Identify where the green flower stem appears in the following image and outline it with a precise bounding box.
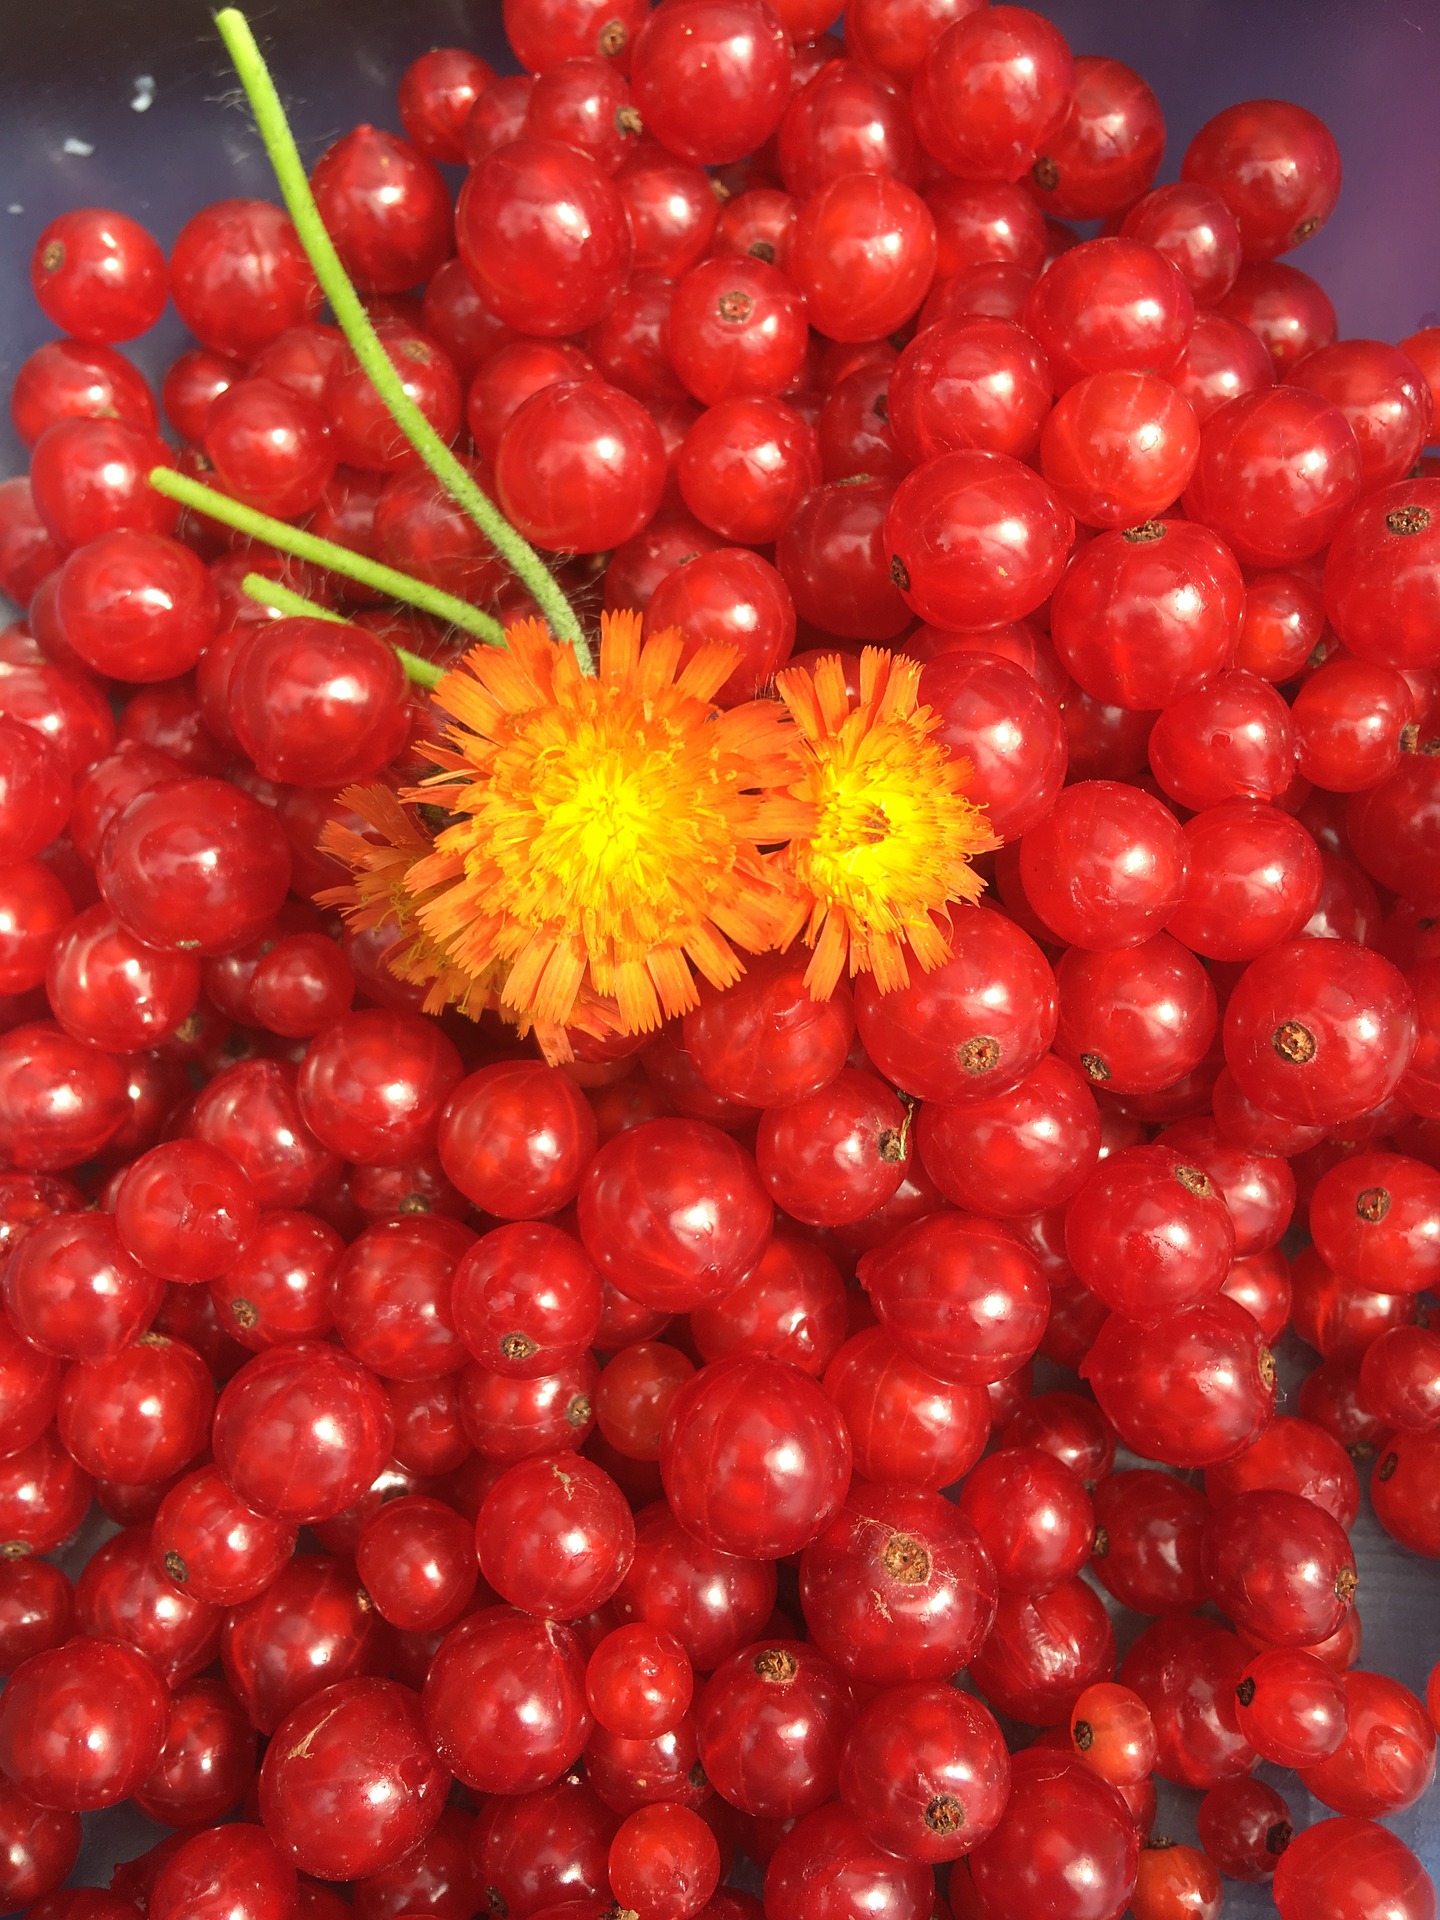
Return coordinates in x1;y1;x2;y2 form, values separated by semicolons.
150;465;504;647
240;573;446;688
212;7;593;674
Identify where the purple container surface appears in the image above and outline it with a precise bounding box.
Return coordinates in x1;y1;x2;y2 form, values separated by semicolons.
1;0;1438;1913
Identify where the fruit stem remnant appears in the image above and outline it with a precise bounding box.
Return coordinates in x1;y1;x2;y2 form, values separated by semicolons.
240;573;445;688
149;464;500;651
211;7;593;673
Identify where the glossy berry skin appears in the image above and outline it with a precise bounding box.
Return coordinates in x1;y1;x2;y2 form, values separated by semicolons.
1120;1614;1255;1789
967;1575;1117;1726
609;1802;720;1920
300;1010;463;1167
56;530;218;683
44;906;196;1054
4;1208;162;1363
0;1428;92;1554
1294;338;1432;490
115;1140;258;1284
799;1483;998;1686
790;173;937;344
422;1606;590;1794
1051;519;1244;710
1235;1646;1347;1767
440;1061;596;1219
1021;781;1188;950
1273;1816;1436;1920
617;149;718;279
0;1773;79;1908
1150;669;1297;809
148;1824;296;1920
1167;800;1323;962
822;1327;990;1490
858;1211;1050;1386
1349;753;1440;911
1293;656;1414;794
646;547;796;705
467;1781;613;1920
1219;260;1337;376
57;1335;213;1484
331;1213;472;1381
969;1749;1138;1920
72;1522;221;1686
1300;1670;1437;1818
912;6;1074;184
1182;100;1342;261
611;1503;775;1673
886;449;1074;631
776;473;911;640
0;717;70;867
757;1068;908;1227
32;208;167;342
1083;1297;1276;1468
1361;1326;1440;1431
212;1342;394;1524
218;1553;383;1733
696;1639;853;1820
1197;1775;1295;1883
98;777;291;957
311;125;451;294
1202;1489;1356;1648
29;416;178;547
459;1349;598;1464
478;1453;634;1619
955;1445;1095;1595
1325;478;1440;672
889;317;1053;464
689;1233;845;1381
1069;1680;1157;1786
668;256;808;405
629;0;791;167
452;1222;602;1379
457;138;632;336
1121;181;1243;305
170;200;321;357
1222;937;1416;1127
1029;54;1163;220
855;911;1057;1106
586;1623;693;1739
229;617;408;786
496;378;666;553
260;1676;448;1881
579;1118;771;1312
1309;1151;1440;1296
683;953;853;1109
0;1637;166;1811
153;1464;297;1606
680;396;821;548
839;1682;1009;1864
1041;371;1199;529
1183;386;1361;568
764;1799;933;1920
0;1551;71;1674
917;1054;1100;1218
660;1355;850;1561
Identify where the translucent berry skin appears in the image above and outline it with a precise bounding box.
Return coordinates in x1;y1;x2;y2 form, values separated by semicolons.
764;1800;934;1920
228;617;408;786
1371;1427;1440;1557
1151;668;1298;809
858;1209;1049;1388
1273;1815;1435;1920
777;474;911;640
1202;1488;1356;1648
629;0;791;167
1120;1613;1255;1789
170;200;322;357
452;1222;602;1379
1323;478;1440;671
954;1445;1095;1595
97;777;291;957
440;1062;596;1219
1029;54;1164;221
646;546;796;705
55;531;218;683
1294;338;1432;491
1121;181;1243;307
1083;1298;1276;1469
212;1342;395;1525
57;1335;213;1484
1021;780;1188;951
114;1140;258;1285
790;173;938;344
890;317;1053;465
478;1452;634;1619
422;1606;590;1794
153;1464;297;1606
799;1483;998;1686
1181;100;1342;262
912;6;1074;184
259;1676;448;1882
1219;260;1337;376
1050;519;1244;711
1041;371;1200;530
668;256;808;405
839;1681;1010;1864
967;1576;1117;1726
608;1801;720;1920
0;1772;80;1906
822;1327;990;1491
29;416;179;548
611;1503;776;1673
969;1748;1137;1920
310;124;451;295
1167;800;1323;963
683;953;853;1109
1235;1646;1347;1767
0;1637;166;1811
1182;386;1361;569
855;911;1057;1106
1292;656;1413;794
695;1639;854;1819
586;1622;692;1740
680;395;822;547
756;1067;908;1227
0;717;70;866
300;1010;463;1168
1361;1326;1440;1431
917;1054;1100;1218
32;207;167;342
148;1824;297;1920
1309;1151;1440;1296
1197;1775;1295;1883
660;1354;851;1560
457;138;632;336
331;1213;472;1381
1222;937;1416;1127
497;377;667;552
458;1350;598;1465
578;1118;772;1312
4;1208;162;1363
885;449;1075;631
779;56;918;199
1349;753;1440;911
1300;1670;1437;1818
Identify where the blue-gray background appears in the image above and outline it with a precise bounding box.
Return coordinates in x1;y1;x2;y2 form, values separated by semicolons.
0;0;1438;1909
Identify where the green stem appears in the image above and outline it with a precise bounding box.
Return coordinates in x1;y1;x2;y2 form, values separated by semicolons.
241;574;445;688
151;465;504;646
212;7;593;674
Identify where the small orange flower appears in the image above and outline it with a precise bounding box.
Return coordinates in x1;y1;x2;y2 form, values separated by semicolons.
775;648;1001;998
404;610;805;1038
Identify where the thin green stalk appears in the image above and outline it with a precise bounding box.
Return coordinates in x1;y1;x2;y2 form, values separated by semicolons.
211;7;593;674
151;466;504;647
241;574;445;688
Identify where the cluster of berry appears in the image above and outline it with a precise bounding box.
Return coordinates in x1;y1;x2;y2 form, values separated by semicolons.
0;1;1437;1918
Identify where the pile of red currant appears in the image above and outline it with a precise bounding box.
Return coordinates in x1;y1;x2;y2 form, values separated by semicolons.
0;0;1438;1916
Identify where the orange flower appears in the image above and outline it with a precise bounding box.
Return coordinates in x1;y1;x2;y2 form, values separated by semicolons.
404;611;805;1038
775;648;1001;998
